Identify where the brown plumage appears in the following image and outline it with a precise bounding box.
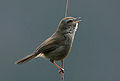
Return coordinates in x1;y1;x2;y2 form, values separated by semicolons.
15;17;81;72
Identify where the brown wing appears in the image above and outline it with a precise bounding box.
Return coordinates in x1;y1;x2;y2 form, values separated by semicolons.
34;35;65;54
15;38;60;64
15;35;65;64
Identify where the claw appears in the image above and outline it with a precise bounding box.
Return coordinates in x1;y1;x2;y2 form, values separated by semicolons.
59;68;64;74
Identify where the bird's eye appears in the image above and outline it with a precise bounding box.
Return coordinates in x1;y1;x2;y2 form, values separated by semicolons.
67;19;73;23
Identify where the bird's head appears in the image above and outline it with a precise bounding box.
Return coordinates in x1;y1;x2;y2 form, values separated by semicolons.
57;17;81;34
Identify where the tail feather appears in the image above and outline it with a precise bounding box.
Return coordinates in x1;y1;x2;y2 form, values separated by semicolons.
15;53;37;64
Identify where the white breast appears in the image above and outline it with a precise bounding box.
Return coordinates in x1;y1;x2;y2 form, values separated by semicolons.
75;23;78;32
67;23;79;37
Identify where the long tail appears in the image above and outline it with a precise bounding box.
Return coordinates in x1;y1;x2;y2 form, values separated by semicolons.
15;53;38;64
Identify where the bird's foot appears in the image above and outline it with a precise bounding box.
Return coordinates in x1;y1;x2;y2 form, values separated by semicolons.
59;68;64;74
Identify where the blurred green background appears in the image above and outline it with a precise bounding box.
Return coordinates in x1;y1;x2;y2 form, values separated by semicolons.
0;0;120;81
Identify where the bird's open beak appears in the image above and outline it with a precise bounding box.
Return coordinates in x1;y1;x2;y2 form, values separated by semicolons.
74;17;82;24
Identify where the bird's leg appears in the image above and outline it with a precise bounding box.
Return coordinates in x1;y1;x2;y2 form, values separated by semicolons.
59;60;64;74
50;59;64;73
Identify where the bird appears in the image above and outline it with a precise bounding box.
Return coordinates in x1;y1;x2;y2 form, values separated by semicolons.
15;17;81;73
